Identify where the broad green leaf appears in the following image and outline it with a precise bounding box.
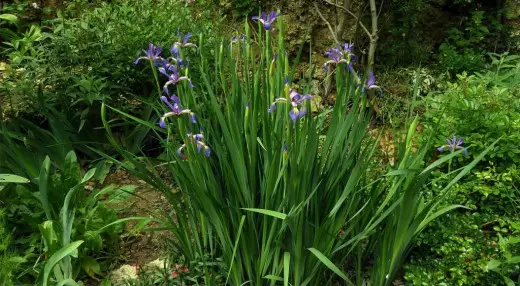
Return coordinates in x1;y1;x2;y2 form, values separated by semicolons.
0;174;29;183
284;252;290;286
39;240;84;286
8;256;26;263
384;169;421;176
502;276;515;286
81;168;97;184
81;256;103;278
56;278;82;286
506;256;520;264
63;151;82;187
264;275;284;281
0;14;18;24
485;259;501;271
39;221;58;253
38;157;52;220
242;208;287;220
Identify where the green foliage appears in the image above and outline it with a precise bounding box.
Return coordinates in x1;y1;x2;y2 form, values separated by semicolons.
121;254;225;286
214;0;259;18
484;234;520;285
0;151;127;284
405;213;510;285
0;208;16;286
438;42;486;75
101;16;493;285
379;0;432;66
437;10;505;74
41;0;221;103
2;0;223;157
406;53;520;285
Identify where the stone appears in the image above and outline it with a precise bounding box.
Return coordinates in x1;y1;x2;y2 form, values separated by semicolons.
110;265;138;283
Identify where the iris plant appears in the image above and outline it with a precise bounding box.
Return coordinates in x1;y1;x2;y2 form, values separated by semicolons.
106;12;501;286
159;95;196;128
252;11;281;31
438;136;468;155
134;43;163;65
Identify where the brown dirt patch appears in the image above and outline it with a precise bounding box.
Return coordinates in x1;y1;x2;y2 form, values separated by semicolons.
103;168;173;265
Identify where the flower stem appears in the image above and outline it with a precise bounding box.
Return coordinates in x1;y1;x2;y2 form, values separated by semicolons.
150;60;162;97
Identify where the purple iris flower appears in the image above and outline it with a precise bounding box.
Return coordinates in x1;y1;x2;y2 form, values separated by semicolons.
159;62;194;93
438;136;468;155
268;89;313;123
173;28;198;51
252;11;281;31
134;43;163;65
323;42;355;71
159;95;196;128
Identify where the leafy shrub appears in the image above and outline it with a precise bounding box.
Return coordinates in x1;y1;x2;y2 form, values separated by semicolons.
0;208;15;286
438;42;486;75
0;151;130;284
2;0;224;157
405;53;520;285
436;10;508;75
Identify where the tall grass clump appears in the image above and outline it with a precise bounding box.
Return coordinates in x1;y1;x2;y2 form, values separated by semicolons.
100;12;498;285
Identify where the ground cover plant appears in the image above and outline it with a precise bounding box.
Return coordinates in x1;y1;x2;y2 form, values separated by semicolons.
404;53;520;285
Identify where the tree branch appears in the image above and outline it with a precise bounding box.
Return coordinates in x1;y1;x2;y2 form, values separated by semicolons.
321;0;372;39
313;2;340;45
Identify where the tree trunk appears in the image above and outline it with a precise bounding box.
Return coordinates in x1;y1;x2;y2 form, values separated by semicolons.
367;0;378;72
335;0;352;41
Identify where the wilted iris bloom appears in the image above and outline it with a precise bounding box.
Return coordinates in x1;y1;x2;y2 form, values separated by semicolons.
268;89;313;122
366;72;376;88
343;42;354;52
438;136;468;155
160;62;194;92
159;95;196;128
323;43;355;71
231;34;246;43
173;28;198;51
361;72;382;95
177;130;211;158
252;11;281;31
168;45;184;67
134;43;163;65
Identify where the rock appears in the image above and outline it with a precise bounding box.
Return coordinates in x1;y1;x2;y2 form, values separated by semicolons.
110;265;138;283
146;258;167;269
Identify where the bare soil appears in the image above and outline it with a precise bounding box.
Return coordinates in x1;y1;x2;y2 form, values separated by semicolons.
103;168;173;266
